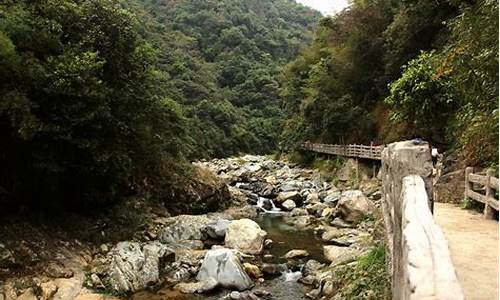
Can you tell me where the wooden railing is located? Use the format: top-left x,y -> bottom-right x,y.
301,142 -> 383,160
464,167 -> 499,219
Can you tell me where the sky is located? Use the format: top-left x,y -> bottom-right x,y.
296,0 -> 349,15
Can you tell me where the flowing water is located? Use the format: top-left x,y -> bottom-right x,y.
131,205 -> 324,300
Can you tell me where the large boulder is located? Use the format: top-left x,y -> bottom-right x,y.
196,248 -> 253,291
225,219 -> 267,254
108,241 -> 173,293
337,190 -> 375,223
204,218 -> 232,240
158,215 -> 214,244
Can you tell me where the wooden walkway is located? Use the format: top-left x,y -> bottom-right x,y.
301,142 -> 382,160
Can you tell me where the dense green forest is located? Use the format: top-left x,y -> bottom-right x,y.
0,0 -> 319,206
280,0 -> 498,168
0,0 -> 498,208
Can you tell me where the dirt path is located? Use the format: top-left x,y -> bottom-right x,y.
434,202 -> 498,300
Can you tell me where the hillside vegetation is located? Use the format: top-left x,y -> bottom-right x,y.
280,0 -> 498,168
0,0 -> 319,207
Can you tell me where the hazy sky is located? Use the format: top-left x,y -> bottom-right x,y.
296,0 -> 349,15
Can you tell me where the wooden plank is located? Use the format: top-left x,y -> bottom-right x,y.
490,177 -> 499,191
488,197 -> 499,210
466,189 -> 486,203
468,173 -> 488,186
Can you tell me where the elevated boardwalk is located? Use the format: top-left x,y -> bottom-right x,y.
301,142 -> 382,160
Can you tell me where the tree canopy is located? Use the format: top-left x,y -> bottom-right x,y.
280,0 -> 498,167
0,0 -> 319,206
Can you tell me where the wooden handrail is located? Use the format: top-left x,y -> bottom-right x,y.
464,167 -> 499,220
301,142 -> 383,160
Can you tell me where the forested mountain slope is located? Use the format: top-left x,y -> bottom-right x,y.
126,0 -> 320,157
280,0 -> 498,168
0,0 -> 319,206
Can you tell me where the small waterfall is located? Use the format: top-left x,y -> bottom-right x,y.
280,265 -> 302,282
257,197 -> 282,214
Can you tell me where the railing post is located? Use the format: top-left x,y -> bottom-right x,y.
464,167 -> 473,203
484,169 -> 495,219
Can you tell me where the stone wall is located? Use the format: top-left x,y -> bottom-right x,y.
381,141 -> 463,300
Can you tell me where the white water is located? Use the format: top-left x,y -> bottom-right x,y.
257,197 -> 282,214
281,270 -> 303,282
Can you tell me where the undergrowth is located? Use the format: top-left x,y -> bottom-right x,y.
332,245 -> 390,300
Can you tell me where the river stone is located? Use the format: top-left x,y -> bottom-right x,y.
158,215 -> 214,244
196,248 -> 253,291
337,190 -> 375,223
174,278 -> 218,294
323,245 -> 358,265
204,218 -> 232,239
305,193 -> 320,204
302,259 -> 325,276
280,182 -> 301,192
283,249 -> 309,259
261,263 -> 282,276
290,208 -> 308,216
282,199 -> 296,211
321,227 -> 345,242
108,241 -> 173,292
276,191 -> 302,204
330,218 -> 354,228
323,191 -> 341,204
243,262 -> 262,278
225,219 -> 267,254
306,202 -> 328,217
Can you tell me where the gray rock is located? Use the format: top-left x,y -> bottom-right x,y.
323,191 -> 341,204
261,263 -> 282,276
302,259 -> 325,276
196,248 -> 253,291
204,218 -> 232,239
280,182 -> 301,192
108,241 -> 173,292
158,215 -> 214,243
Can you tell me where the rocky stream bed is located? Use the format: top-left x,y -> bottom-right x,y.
1,155 -> 384,300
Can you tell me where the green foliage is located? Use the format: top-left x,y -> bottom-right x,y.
0,0 -> 319,207
0,0 -> 188,206
127,0 -> 320,158
385,51 -> 457,143
332,246 -> 390,300
280,0 -> 498,167
280,0 -> 393,148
